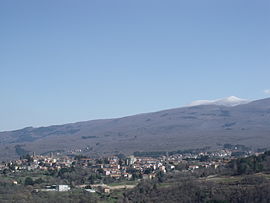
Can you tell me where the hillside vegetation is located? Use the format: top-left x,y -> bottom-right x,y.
1,98 -> 270,161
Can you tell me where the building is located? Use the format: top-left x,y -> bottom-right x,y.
126,155 -> 137,165
57,185 -> 71,192
85,189 -> 96,193
103,187 -> 110,193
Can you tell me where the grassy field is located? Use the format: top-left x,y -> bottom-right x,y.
107,180 -> 138,187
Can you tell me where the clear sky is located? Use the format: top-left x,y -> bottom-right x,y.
0,0 -> 269,131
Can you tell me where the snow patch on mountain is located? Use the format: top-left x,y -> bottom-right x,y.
188,96 -> 251,107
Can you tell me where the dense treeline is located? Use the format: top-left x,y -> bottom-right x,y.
134,147 -> 211,157
122,174 -> 270,203
223,143 -> 251,151
228,151 -> 270,175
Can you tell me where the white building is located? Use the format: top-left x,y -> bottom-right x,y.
57,185 -> 70,192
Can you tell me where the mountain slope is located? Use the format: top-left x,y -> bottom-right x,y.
0,97 -> 270,161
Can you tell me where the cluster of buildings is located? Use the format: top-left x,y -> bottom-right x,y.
0,153 -> 73,172
77,155 -> 168,180
0,147 -> 259,185
0,147 -> 263,194
37,184 -> 71,192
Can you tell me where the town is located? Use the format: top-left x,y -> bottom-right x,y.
0,143 -> 261,194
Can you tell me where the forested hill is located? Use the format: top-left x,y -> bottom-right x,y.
1,97 -> 270,161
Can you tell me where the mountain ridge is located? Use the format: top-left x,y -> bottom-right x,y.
0,97 -> 270,161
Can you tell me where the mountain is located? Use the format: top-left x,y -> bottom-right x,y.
188,96 -> 250,107
0,97 -> 270,161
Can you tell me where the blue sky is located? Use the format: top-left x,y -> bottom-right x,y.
0,0 -> 269,131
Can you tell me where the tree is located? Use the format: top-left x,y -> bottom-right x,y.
97,168 -> 104,174
144,168 -> 153,174
88,175 -> 95,184
34,178 -> 44,184
119,159 -> 124,166
157,171 -> 165,183
58,167 -> 71,178
24,177 -> 34,185
24,154 -> 33,163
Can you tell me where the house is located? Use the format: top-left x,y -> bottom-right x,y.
126,156 -> 137,165
103,187 -> 110,193
188,165 -> 199,171
109,173 -> 121,178
57,185 -> 70,192
85,189 -> 96,193
159,165 -> 166,173
166,164 -> 175,170
142,173 -> 156,180
103,170 -> 111,176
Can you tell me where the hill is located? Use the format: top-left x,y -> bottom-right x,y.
1,97 -> 270,161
